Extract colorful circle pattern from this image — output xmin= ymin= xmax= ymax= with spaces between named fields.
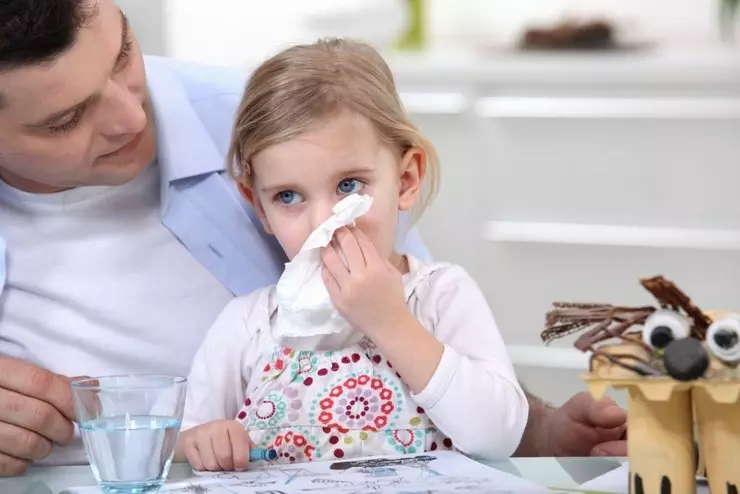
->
xmin=249 ymin=390 xmax=287 ymax=429
xmin=310 ymin=372 xmax=403 ymax=433
xmin=242 ymin=343 xmax=454 ymax=462
xmin=255 ymin=425 xmax=322 ymax=463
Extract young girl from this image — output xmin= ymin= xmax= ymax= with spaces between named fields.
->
xmin=175 ymin=38 xmax=528 ymax=472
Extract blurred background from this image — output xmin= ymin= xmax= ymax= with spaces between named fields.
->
xmin=117 ymin=0 xmax=740 ymax=408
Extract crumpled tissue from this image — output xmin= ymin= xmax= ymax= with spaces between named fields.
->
xmin=272 ymin=193 xmax=373 ymax=340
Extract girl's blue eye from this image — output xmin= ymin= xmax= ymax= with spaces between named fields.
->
xmin=277 ymin=190 xmax=302 ymax=205
xmin=338 ymin=179 xmax=362 ymax=195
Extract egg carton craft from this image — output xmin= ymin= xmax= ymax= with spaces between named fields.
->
xmin=541 ymin=275 xmax=740 ymax=494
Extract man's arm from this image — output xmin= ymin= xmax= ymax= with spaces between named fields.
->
xmin=513 ymin=387 xmax=555 ymax=457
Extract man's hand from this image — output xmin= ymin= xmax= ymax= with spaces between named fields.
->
xmin=0 ymin=357 xmax=76 ymax=476
xmin=175 ymin=420 xmax=252 ymax=472
xmin=545 ymin=392 xmax=627 ymax=457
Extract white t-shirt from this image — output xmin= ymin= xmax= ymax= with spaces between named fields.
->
xmin=183 ymin=256 xmax=529 ymax=461
xmin=0 ymin=163 xmax=233 ymax=464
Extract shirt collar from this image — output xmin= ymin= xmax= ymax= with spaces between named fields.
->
xmin=144 ymin=56 xmax=225 ymax=186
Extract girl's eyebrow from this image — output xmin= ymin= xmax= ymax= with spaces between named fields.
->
xmin=340 ymin=166 xmax=376 ymax=175
xmin=259 ymin=182 xmax=297 ymax=194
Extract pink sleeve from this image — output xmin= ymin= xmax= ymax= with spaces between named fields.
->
xmin=411 ymin=265 xmax=529 ymax=460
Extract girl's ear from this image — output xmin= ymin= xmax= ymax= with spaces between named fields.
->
xmin=237 ymin=181 xmax=273 ymax=235
xmin=398 ymin=147 xmax=425 ymax=212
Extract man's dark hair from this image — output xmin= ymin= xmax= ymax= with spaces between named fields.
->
xmin=0 ymin=0 xmax=97 ymax=108
xmin=0 ymin=0 xmax=97 ymax=71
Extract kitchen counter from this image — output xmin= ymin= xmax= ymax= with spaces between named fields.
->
xmin=382 ymin=45 xmax=740 ymax=91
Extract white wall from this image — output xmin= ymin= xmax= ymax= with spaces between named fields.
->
xmin=161 ymin=0 xmax=407 ymax=66
xmin=114 ymin=0 xmax=166 ymax=55
xmin=122 ymin=0 xmax=735 ymax=63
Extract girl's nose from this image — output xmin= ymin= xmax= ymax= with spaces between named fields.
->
xmin=310 ymin=201 xmax=336 ymax=232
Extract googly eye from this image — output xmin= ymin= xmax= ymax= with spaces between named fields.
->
xmin=642 ymin=310 xmax=691 ymax=350
xmin=706 ymin=316 xmax=740 ymax=364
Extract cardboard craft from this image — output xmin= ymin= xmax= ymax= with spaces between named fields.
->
xmin=541 ymin=276 xmax=740 ymax=494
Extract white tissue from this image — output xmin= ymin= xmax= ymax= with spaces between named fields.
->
xmin=273 ymin=194 xmax=374 ymax=340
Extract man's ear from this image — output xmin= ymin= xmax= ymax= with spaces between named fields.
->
xmin=398 ymin=147 xmax=425 ymax=212
xmin=237 ymin=181 xmax=273 ymax=235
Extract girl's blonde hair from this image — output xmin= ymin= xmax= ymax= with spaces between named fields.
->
xmin=226 ymin=37 xmax=439 ymax=219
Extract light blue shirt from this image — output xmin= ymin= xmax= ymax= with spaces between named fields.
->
xmin=0 ymin=56 xmax=429 ymax=297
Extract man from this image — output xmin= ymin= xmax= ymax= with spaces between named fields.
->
xmin=0 ymin=0 xmax=626 ymax=476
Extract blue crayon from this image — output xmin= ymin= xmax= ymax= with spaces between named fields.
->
xmin=250 ymin=448 xmax=278 ymax=462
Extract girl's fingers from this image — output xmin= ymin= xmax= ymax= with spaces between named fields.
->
xmin=322 ymin=263 xmax=342 ymax=295
xmin=334 ymin=227 xmax=365 ymax=269
xmin=198 ymin=436 xmax=221 ymax=471
xmin=211 ymin=429 xmax=234 ymax=471
xmin=348 ymin=226 xmax=378 ymax=265
xmin=186 ymin=442 xmax=204 ymax=471
xmin=228 ymin=426 xmax=251 ymax=472
xmin=321 ymin=245 xmax=349 ymax=284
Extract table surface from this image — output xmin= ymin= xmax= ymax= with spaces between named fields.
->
xmin=0 ymin=457 xmax=628 ymax=494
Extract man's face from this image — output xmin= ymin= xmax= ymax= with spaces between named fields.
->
xmin=0 ymin=0 xmax=155 ymax=193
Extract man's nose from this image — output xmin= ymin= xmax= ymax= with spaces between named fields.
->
xmin=98 ymin=84 xmax=147 ymax=137
xmin=663 ymin=338 xmax=710 ymax=381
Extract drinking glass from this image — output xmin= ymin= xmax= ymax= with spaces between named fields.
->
xmin=71 ymin=375 xmax=187 ymax=494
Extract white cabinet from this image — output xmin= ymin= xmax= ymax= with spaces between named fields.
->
xmin=389 ymin=48 xmax=740 ymax=405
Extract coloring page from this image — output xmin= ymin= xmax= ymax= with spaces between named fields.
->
xmin=67 ymin=451 xmax=550 ymax=494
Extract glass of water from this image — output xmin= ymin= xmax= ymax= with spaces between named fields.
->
xmin=71 ymin=375 xmax=187 ymax=494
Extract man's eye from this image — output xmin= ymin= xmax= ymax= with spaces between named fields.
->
xmin=115 ymin=40 xmax=133 ymax=68
xmin=48 ymin=110 xmax=84 ymax=134
xmin=276 ymin=190 xmax=302 ymax=205
xmin=338 ymin=179 xmax=362 ymax=195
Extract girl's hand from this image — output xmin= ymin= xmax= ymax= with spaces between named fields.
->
xmin=175 ymin=420 xmax=252 ymax=472
xmin=321 ymin=226 xmax=409 ymax=336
